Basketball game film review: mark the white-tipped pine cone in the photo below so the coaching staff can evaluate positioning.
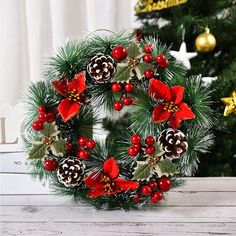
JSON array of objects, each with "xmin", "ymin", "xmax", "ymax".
[
  {"xmin": 87, "ymin": 53, "xmax": 116, "ymax": 83},
  {"xmin": 158, "ymin": 128, "xmax": 188, "ymax": 160},
  {"xmin": 57, "ymin": 157, "xmax": 85, "ymax": 187}
]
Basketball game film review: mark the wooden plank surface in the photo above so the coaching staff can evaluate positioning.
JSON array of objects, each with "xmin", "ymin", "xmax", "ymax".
[{"xmin": 1, "ymin": 177, "xmax": 236, "ymax": 236}]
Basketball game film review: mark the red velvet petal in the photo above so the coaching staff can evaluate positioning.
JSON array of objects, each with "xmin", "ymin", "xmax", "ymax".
[
  {"xmin": 169, "ymin": 115, "xmax": 181, "ymax": 129},
  {"xmin": 171, "ymin": 86, "xmax": 185, "ymax": 104},
  {"xmin": 104, "ymin": 189, "xmax": 120, "ymax": 196},
  {"xmin": 114, "ymin": 178, "xmax": 139, "ymax": 191},
  {"xmin": 52, "ymin": 79, "xmax": 67, "ymax": 96},
  {"xmin": 87, "ymin": 189, "xmax": 104, "ymax": 198},
  {"xmin": 152, "ymin": 105, "xmax": 170, "ymax": 123},
  {"xmin": 84, "ymin": 172, "xmax": 103, "ymax": 189},
  {"xmin": 103, "ymin": 157, "xmax": 119, "ymax": 179},
  {"xmin": 148, "ymin": 79, "xmax": 171, "ymax": 101},
  {"xmin": 175, "ymin": 102, "xmax": 196, "ymax": 120},
  {"xmin": 58, "ymin": 99, "xmax": 80, "ymax": 122},
  {"xmin": 67, "ymin": 71, "xmax": 86, "ymax": 94}
]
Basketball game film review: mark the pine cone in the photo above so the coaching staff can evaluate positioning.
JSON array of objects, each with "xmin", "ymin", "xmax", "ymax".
[
  {"xmin": 158, "ymin": 128, "xmax": 188, "ymax": 160},
  {"xmin": 57, "ymin": 157, "xmax": 85, "ymax": 187},
  {"xmin": 87, "ymin": 53, "xmax": 116, "ymax": 83}
]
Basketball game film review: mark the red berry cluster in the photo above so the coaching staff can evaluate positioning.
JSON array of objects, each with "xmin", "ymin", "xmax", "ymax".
[
  {"xmin": 32, "ymin": 105, "xmax": 56, "ymax": 131},
  {"xmin": 142, "ymin": 44, "xmax": 155, "ymax": 80},
  {"xmin": 112, "ymin": 82, "xmax": 134, "ymax": 111},
  {"xmin": 133, "ymin": 177, "xmax": 172, "ymax": 204},
  {"xmin": 142, "ymin": 44, "xmax": 170, "ymax": 79},
  {"xmin": 143, "ymin": 44, "xmax": 154, "ymax": 63},
  {"xmin": 156, "ymin": 54, "xmax": 169, "ymax": 69},
  {"xmin": 112, "ymin": 46, "xmax": 127, "ymax": 62},
  {"xmin": 76, "ymin": 136, "xmax": 96, "ymax": 160},
  {"xmin": 128, "ymin": 134, "xmax": 156, "ymax": 157},
  {"xmin": 43, "ymin": 159, "xmax": 58, "ymax": 172},
  {"xmin": 143, "ymin": 45, "xmax": 157, "ymax": 79}
]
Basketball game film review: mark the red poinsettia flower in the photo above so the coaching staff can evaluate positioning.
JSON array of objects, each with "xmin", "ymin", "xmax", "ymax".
[
  {"xmin": 84, "ymin": 157, "xmax": 139, "ymax": 198},
  {"xmin": 148, "ymin": 79, "xmax": 195, "ymax": 129},
  {"xmin": 52, "ymin": 71, "xmax": 86, "ymax": 122}
]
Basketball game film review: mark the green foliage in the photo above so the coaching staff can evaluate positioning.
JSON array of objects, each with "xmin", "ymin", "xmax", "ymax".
[
  {"xmin": 155, "ymin": 159, "xmax": 177, "ymax": 177},
  {"xmin": 112, "ymin": 42, "xmax": 151, "ymax": 82},
  {"xmin": 179, "ymin": 125, "xmax": 214, "ymax": 175},
  {"xmin": 113, "ymin": 64, "xmax": 132, "ymax": 82},
  {"xmin": 85, "ymin": 30, "xmax": 132, "ymax": 55},
  {"xmin": 127, "ymin": 42, "xmax": 143, "ymax": 59},
  {"xmin": 40, "ymin": 123, "xmax": 58, "ymax": 137},
  {"xmin": 133, "ymin": 163, "xmax": 152, "ymax": 180},
  {"xmin": 28, "ymin": 123, "xmax": 67, "ymax": 160},
  {"xmin": 28, "ymin": 144, "xmax": 46, "ymax": 160},
  {"xmin": 175, "ymin": 75, "xmax": 214, "ymax": 127},
  {"xmin": 21, "ymin": 81, "xmax": 59, "ymax": 132},
  {"xmin": 44, "ymin": 40, "xmax": 90, "ymax": 79},
  {"xmin": 51, "ymin": 139, "xmax": 67, "ymax": 155}
]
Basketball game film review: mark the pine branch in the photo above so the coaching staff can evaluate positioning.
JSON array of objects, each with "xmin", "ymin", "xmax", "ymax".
[{"xmin": 44, "ymin": 40, "xmax": 90, "ymax": 79}]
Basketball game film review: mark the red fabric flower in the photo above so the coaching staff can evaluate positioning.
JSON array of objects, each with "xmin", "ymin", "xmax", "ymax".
[
  {"xmin": 52, "ymin": 71, "xmax": 86, "ymax": 122},
  {"xmin": 148, "ymin": 79, "xmax": 195, "ymax": 129},
  {"xmin": 84, "ymin": 157, "xmax": 139, "ymax": 198}
]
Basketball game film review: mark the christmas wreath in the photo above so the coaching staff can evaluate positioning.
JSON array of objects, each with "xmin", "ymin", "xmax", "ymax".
[{"xmin": 22, "ymin": 31, "xmax": 214, "ymax": 209}]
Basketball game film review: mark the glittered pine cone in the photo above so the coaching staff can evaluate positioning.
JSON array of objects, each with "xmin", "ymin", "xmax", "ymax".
[
  {"xmin": 158, "ymin": 128, "xmax": 188, "ymax": 160},
  {"xmin": 87, "ymin": 53, "xmax": 116, "ymax": 83},
  {"xmin": 57, "ymin": 157, "xmax": 85, "ymax": 187}
]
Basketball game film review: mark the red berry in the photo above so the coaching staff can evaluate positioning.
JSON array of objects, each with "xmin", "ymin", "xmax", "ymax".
[
  {"xmin": 143, "ymin": 54, "xmax": 153, "ymax": 63},
  {"xmin": 123, "ymin": 97, "xmax": 132, "ymax": 106},
  {"xmin": 145, "ymin": 136, "xmax": 155, "ymax": 146},
  {"xmin": 124, "ymin": 83, "xmax": 134, "ymax": 93},
  {"xmin": 144, "ymin": 44, "xmax": 153, "ymax": 53},
  {"xmin": 113, "ymin": 101, "xmax": 123, "ymax": 111},
  {"xmin": 111, "ymin": 83, "xmax": 122, "ymax": 92},
  {"xmin": 76, "ymin": 149, "xmax": 89, "ymax": 160},
  {"xmin": 43, "ymin": 159, "xmax": 58, "ymax": 171},
  {"xmin": 47, "ymin": 113, "xmax": 56, "ymax": 123},
  {"xmin": 158, "ymin": 177, "xmax": 172, "ymax": 192},
  {"xmin": 32, "ymin": 120, "xmax": 44, "ymax": 131},
  {"xmin": 112, "ymin": 46, "xmax": 127, "ymax": 61},
  {"xmin": 130, "ymin": 134, "xmax": 141, "ymax": 145},
  {"xmin": 156, "ymin": 54, "xmax": 166, "ymax": 64},
  {"xmin": 38, "ymin": 105, "xmax": 46, "ymax": 112},
  {"xmin": 141, "ymin": 186, "xmax": 152, "ymax": 196},
  {"xmin": 66, "ymin": 141, "xmax": 73, "ymax": 152},
  {"xmin": 146, "ymin": 146, "xmax": 156, "ymax": 155},
  {"xmin": 149, "ymin": 181, "xmax": 158, "ymax": 189},
  {"xmin": 86, "ymin": 140, "xmax": 96, "ymax": 149},
  {"xmin": 150, "ymin": 191, "xmax": 163, "ymax": 204},
  {"xmin": 144, "ymin": 69, "xmax": 154, "ymax": 79},
  {"xmin": 159, "ymin": 59, "xmax": 169, "ymax": 69},
  {"xmin": 38, "ymin": 112, "xmax": 48, "ymax": 122},
  {"xmin": 77, "ymin": 136, "xmax": 87, "ymax": 147},
  {"xmin": 134, "ymin": 143, "xmax": 142, "ymax": 151},
  {"xmin": 128, "ymin": 146, "xmax": 139, "ymax": 156},
  {"xmin": 133, "ymin": 194, "xmax": 141, "ymax": 203}
]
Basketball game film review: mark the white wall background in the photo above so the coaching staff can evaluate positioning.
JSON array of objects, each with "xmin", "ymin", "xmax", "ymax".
[{"xmin": 0, "ymin": 0, "xmax": 138, "ymax": 106}]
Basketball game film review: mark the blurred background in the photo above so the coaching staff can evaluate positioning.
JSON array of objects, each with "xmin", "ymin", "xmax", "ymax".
[{"xmin": 0, "ymin": 0, "xmax": 235, "ymax": 176}]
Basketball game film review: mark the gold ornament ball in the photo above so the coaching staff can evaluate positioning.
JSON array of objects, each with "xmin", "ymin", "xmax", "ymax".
[{"xmin": 195, "ymin": 27, "xmax": 216, "ymax": 53}]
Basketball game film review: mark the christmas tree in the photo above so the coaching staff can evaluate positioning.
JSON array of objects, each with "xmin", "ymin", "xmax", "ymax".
[{"xmin": 135, "ymin": 0, "xmax": 236, "ymax": 176}]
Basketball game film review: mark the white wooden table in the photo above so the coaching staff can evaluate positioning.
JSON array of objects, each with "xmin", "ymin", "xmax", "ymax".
[{"xmin": 1, "ymin": 177, "xmax": 236, "ymax": 236}]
